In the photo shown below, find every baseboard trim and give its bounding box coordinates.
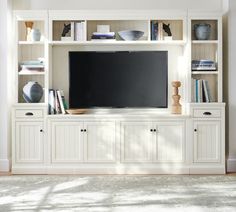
[0,159,11,172]
[227,158,236,172]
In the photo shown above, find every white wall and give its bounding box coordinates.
[227,0,236,172]
[0,0,12,171]
[12,0,223,10]
[2,0,235,172]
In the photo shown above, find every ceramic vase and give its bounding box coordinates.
[23,81,43,103]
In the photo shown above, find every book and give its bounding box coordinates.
[195,79,198,102]
[57,90,66,114]
[60,90,68,110]
[202,80,209,102]
[205,80,212,102]
[48,89,56,115]
[71,22,74,41]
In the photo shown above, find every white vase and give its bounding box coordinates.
[31,29,41,41]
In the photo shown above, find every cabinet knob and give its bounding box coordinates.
[84,129,87,132]
[153,129,156,132]
[150,129,153,132]
[194,129,197,132]
[81,129,83,132]
[40,129,43,132]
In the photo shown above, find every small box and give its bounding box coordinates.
[97,25,110,33]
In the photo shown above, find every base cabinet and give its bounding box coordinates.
[15,121,44,163]
[51,121,116,163]
[193,121,221,163]
[121,121,185,163]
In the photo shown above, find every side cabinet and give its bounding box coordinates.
[193,121,221,163]
[51,122,84,163]
[15,121,44,163]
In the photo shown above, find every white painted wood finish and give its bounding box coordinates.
[11,10,225,174]
[84,122,116,162]
[51,122,84,163]
[121,122,153,162]
[193,121,220,163]
[15,121,43,163]
[155,122,185,162]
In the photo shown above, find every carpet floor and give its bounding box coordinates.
[0,175,236,212]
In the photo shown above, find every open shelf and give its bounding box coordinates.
[18,41,44,45]
[49,40,186,46]
[192,71,218,75]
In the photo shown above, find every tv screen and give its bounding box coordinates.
[69,51,168,108]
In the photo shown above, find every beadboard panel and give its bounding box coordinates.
[15,121,43,163]
[193,121,221,163]
[51,122,84,163]
[121,122,153,162]
[84,122,116,162]
[154,122,185,162]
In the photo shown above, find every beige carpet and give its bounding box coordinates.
[0,175,236,211]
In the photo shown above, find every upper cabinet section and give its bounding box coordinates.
[48,10,187,45]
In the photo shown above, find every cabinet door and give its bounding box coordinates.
[51,122,84,163]
[154,122,185,162]
[121,122,153,162]
[193,121,220,163]
[15,121,44,163]
[84,122,116,162]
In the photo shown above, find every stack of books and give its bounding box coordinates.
[192,60,217,71]
[91,32,116,41]
[19,59,44,74]
[48,89,68,115]
[192,79,212,103]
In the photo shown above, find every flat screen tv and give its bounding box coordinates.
[69,51,168,108]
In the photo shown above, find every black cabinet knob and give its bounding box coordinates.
[81,129,83,132]
[194,129,197,132]
[203,112,212,115]
[84,129,87,132]
[40,129,43,132]
[150,129,153,132]
[153,129,156,132]
[25,112,33,116]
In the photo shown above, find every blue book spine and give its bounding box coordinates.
[151,21,154,40]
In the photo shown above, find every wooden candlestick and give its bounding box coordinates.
[171,81,182,114]
[25,21,34,41]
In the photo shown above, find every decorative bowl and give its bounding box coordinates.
[118,30,144,41]
[194,23,211,40]
[23,81,43,103]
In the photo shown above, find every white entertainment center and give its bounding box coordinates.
[12,10,225,174]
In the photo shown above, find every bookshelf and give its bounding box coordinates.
[14,11,48,104]
[189,16,222,103]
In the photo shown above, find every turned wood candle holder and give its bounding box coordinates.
[171,81,182,114]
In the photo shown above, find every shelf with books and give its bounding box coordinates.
[150,20,183,41]
[52,20,87,41]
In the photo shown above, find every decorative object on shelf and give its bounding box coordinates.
[118,30,144,41]
[192,60,216,71]
[97,25,110,33]
[31,29,41,41]
[163,23,172,40]
[61,23,74,41]
[25,21,33,41]
[66,109,88,115]
[171,81,182,114]
[194,23,211,40]
[23,81,43,103]
[75,21,86,41]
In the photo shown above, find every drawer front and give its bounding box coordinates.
[193,109,221,118]
[15,109,44,118]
